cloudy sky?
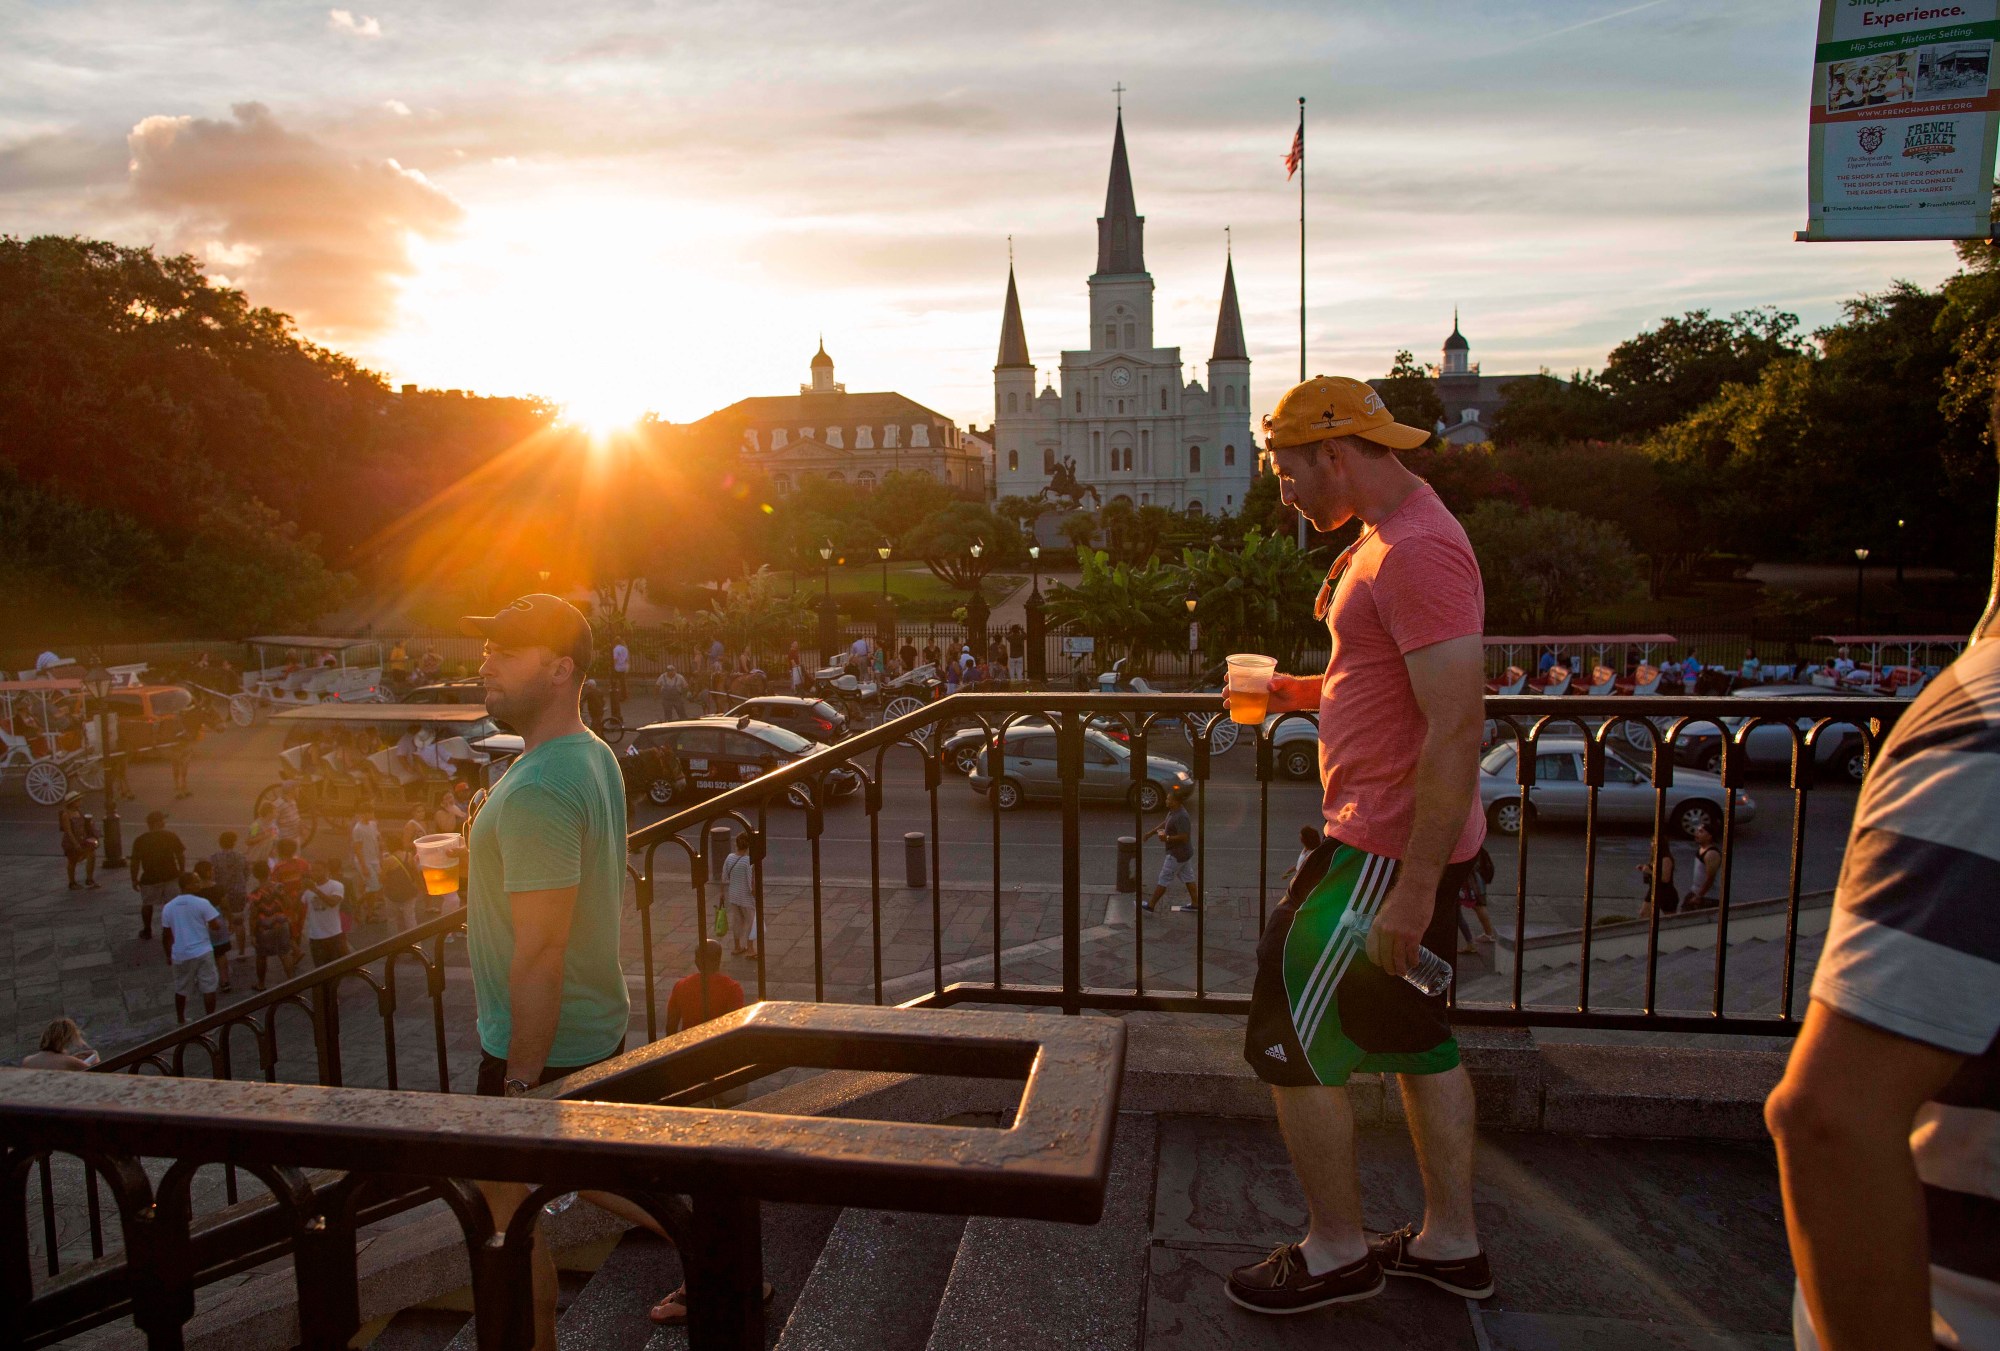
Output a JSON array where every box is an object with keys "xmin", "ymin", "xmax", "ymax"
[{"xmin": 0, "ymin": 0, "xmax": 1968, "ymax": 429}]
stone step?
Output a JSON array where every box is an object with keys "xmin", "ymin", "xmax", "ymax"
[
  {"xmin": 552, "ymin": 1201, "xmax": 841, "ymax": 1351},
  {"xmin": 367, "ymin": 1307, "xmax": 471, "ymax": 1351},
  {"xmin": 922, "ymin": 1112, "xmax": 1158, "ymax": 1351},
  {"xmin": 771, "ymin": 1208, "xmax": 967, "ymax": 1351},
  {"xmin": 441, "ymin": 1268, "xmax": 596, "ymax": 1351}
]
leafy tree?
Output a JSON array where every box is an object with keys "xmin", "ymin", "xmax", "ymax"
[
  {"xmin": 901, "ymin": 502, "xmax": 1024, "ymax": 590},
  {"xmin": 172, "ymin": 495, "xmax": 353, "ymax": 634},
  {"xmin": 1492, "ymin": 372, "xmax": 1613, "ymax": 446},
  {"xmin": 1182, "ymin": 528, "xmax": 1323, "ymax": 670},
  {"xmin": 1375, "ymin": 350, "xmax": 1442, "ymax": 435},
  {"xmin": 687, "ymin": 568, "xmax": 813, "ymax": 657},
  {"xmin": 993, "ymin": 494, "xmax": 1046, "ymax": 539},
  {"xmin": 1461, "ymin": 502, "xmax": 1639, "ymax": 629},
  {"xmin": 1237, "ymin": 468, "xmax": 1295, "ymax": 541},
  {"xmin": 1402, "ymin": 442, "xmax": 1526, "ymax": 517},
  {"xmin": 1597, "ymin": 307, "xmax": 1805, "ymax": 437},
  {"xmin": 1059, "ymin": 511, "xmax": 1099, "ymax": 551},
  {"xmin": 1495, "ymin": 441, "xmax": 1683, "ymax": 597},
  {"xmin": 1043, "ymin": 548, "xmax": 1187, "ymax": 666},
  {"xmin": 862, "ymin": 471, "xmax": 956, "ymax": 548}
]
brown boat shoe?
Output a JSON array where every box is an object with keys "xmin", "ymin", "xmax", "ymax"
[
  {"xmin": 1225, "ymin": 1243, "xmax": 1385, "ymax": 1315},
  {"xmin": 1367, "ymin": 1223, "xmax": 1495, "ymax": 1299}
]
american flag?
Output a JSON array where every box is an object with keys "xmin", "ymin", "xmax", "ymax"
[{"xmin": 1284, "ymin": 120, "xmax": 1303, "ymax": 179}]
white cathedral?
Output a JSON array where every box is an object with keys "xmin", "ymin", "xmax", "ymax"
[{"xmin": 989, "ymin": 111, "xmax": 1254, "ymax": 519}]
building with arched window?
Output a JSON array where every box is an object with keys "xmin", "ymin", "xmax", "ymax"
[
  {"xmin": 990, "ymin": 108, "xmax": 1253, "ymax": 523},
  {"xmin": 687, "ymin": 341, "xmax": 991, "ymax": 498}
]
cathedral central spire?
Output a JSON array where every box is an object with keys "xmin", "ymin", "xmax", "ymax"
[
  {"xmin": 997, "ymin": 263, "xmax": 1031, "ymax": 369},
  {"xmin": 1095, "ymin": 111, "xmax": 1146, "ymax": 276}
]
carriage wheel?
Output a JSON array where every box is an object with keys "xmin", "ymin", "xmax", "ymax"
[
  {"xmin": 230, "ymin": 694, "xmax": 259, "ymax": 727},
  {"xmin": 599, "ymin": 714, "xmax": 628, "ymax": 749},
  {"xmin": 1183, "ymin": 715, "xmax": 1241, "ymax": 755},
  {"xmin": 297, "ymin": 813, "xmax": 320, "ymax": 848},
  {"xmin": 24, "ymin": 762, "xmax": 68, "ymax": 806},
  {"xmin": 72, "ymin": 758, "xmax": 104, "ymax": 791},
  {"xmin": 885, "ymin": 695, "xmax": 931, "ymax": 742}
]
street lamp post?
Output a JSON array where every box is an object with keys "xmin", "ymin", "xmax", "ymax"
[
  {"xmin": 1028, "ymin": 541, "xmax": 1041, "ymax": 597},
  {"xmin": 878, "ymin": 541, "xmax": 892, "ymax": 596},
  {"xmin": 82, "ymin": 664, "xmax": 124, "ymax": 868},
  {"xmin": 819, "ymin": 541, "xmax": 834, "ymax": 600},
  {"xmin": 1185, "ymin": 583, "xmax": 1199, "ymax": 663},
  {"xmin": 1854, "ymin": 546, "xmax": 1871, "ymax": 628},
  {"xmin": 1895, "ymin": 518, "xmax": 1906, "ymax": 588},
  {"xmin": 817, "ymin": 540, "xmax": 838, "ymax": 661}
]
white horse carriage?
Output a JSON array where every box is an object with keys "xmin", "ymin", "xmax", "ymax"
[
  {"xmin": 0, "ymin": 681, "xmax": 105, "ymax": 806},
  {"xmin": 227, "ymin": 636, "xmax": 388, "ymax": 726}
]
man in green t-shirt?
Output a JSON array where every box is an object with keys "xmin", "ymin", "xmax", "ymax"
[{"xmin": 458, "ymin": 593, "xmax": 645, "ymax": 1348}]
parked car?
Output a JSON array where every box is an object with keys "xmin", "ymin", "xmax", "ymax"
[
  {"xmin": 626, "ymin": 716, "xmax": 861, "ymax": 809},
  {"xmin": 968, "ymin": 724, "xmax": 1192, "ymax": 811},
  {"xmin": 727, "ymin": 695, "xmax": 851, "ymax": 745},
  {"xmin": 1478, "ymin": 737, "xmax": 1755, "ymax": 840},
  {"xmin": 473, "ymin": 731, "xmax": 680, "ymax": 807},
  {"xmin": 1669, "ymin": 685, "xmax": 1873, "ymax": 783},
  {"xmin": 941, "ymin": 715, "xmax": 1133, "ymax": 777}
]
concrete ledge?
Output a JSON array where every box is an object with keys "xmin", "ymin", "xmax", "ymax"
[{"xmin": 1540, "ymin": 1043, "xmax": 1787, "ymax": 1140}]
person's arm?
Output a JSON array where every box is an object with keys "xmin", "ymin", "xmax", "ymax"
[
  {"xmin": 664, "ymin": 986, "xmax": 684, "ymax": 1036},
  {"xmin": 1264, "ymin": 672, "xmax": 1324, "ymax": 714},
  {"xmin": 161, "ymin": 924, "xmax": 175, "ymax": 962},
  {"xmin": 504, "ymin": 885, "xmax": 579, "ymax": 1084},
  {"xmin": 1365, "ymin": 634, "xmax": 1485, "ymax": 976},
  {"xmin": 1765, "ymin": 1001, "xmax": 1964, "ymax": 1351}
]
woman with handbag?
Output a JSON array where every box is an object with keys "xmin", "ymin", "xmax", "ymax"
[{"xmin": 59, "ymin": 792, "xmax": 99, "ymax": 890}]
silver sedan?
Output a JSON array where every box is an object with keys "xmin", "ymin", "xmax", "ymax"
[{"xmin": 1478, "ymin": 737, "xmax": 1756, "ymax": 840}]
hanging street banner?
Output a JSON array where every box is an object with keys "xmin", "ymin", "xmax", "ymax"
[{"xmin": 1806, "ymin": 0, "xmax": 2000, "ymax": 240}]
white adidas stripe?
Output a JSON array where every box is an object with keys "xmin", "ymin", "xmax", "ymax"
[
  {"xmin": 1288, "ymin": 853, "xmax": 1383, "ymax": 1048},
  {"xmin": 1296, "ymin": 853, "xmax": 1396, "ymax": 1053}
]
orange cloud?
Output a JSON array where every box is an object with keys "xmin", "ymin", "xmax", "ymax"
[{"xmin": 126, "ymin": 102, "xmax": 460, "ymax": 336}]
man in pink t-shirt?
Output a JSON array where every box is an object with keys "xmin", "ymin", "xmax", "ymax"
[{"xmin": 1226, "ymin": 376, "xmax": 1495, "ymax": 1319}]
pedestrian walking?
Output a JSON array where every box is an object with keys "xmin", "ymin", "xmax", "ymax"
[
  {"xmin": 248, "ymin": 862, "xmax": 298, "ymax": 988},
  {"xmin": 1282, "ymin": 825, "xmax": 1322, "ymax": 884},
  {"xmin": 167, "ymin": 721, "xmax": 199, "ymax": 800},
  {"xmin": 455, "ymin": 593, "xmax": 681, "ymax": 1343},
  {"xmin": 381, "ymin": 831, "xmax": 420, "ymax": 933},
  {"xmin": 722, "ymin": 832, "xmax": 757, "ymax": 958},
  {"xmin": 268, "ymin": 836, "xmax": 311, "ymax": 945},
  {"xmin": 666, "ymin": 940, "xmax": 746, "ymax": 1033},
  {"xmin": 1765, "ymin": 635, "xmax": 2000, "ymax": 1351},
  {"xmin": 655, "ymin": 665, "xmax": 689, "ymax": 721},
  {"xmin": 273, "ymin": 785, "xmax": 302, "ymax": 849},
  {"xmin": 302, "ymin": 861, "xmax": 349, "ymax": 967},
  {"xmin": 1683, "ymin": 822, "xmax": 1722, "ymax": 910},
  {"xmin": 128, "ymin": 810, "xmax": 185, "ymax": 940},
  {"xmin": 1226, "ymin": 376, "xmax": 1494, "ymax": 1316},
  {"xmin": 191, "ymin": 859, "xmax": 235, "ymax": 993},
  {"xmin": 1142, "ymin": 786, "xmax": 1199, "ymax": 913},
  {"xmin": 245, "ymin": 800, "xmax": 279, "ymax": 865},
  {"xmin": 1457, "ymin": 846, "xmax": 1498, "ymax": 951},
  {"xmin": 707, "ymin": 636, "xmax": 725, "ymax": 674},
  {"xmin": 211, "ymin": 830, "xmax": 250, "ymax": 974},
  {"xmin": 22, "ymin": 1017, "xmax": 96, "ymax": 1070},
  {"xmin": 581, "ymin": 676, "xmax": 605, "ymax": 732},
  {"xmin": 350, "ymin": 808, "xmax": 383, "ymax": 921},
  {"xmin": 611, "ymin": 636, "xmax": 630, "ymax": 701},
  {"xmin": 159, "ymin": 873, "xmax": 224, "ymax": 1024},
  {"xmin": 58, "ymin": 792, "xmax": 99, "ymax": 889},
  {"xmin": 1636, "ymin": 839, "xmax": 1678, "ymax": 920}
]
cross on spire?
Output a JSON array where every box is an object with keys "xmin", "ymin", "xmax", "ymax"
[
  {"xmin": 1113, "ymin": 81, "xmax": 1125, "ymax": 113},
  {"xmin": 1225, "ymin": 225, "xmax": 1231, "ymax": 257}
]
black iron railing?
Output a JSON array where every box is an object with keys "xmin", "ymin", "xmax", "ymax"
[
  {"xmin": 2, "ymin": 1002, "xmax": 1123, "ymax": 1351},
  {"xmin": 16, "ymin": 690, "xmax": 1901, "ymax": 1294}
]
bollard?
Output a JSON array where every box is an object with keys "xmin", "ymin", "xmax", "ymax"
[
  {"xmin": 1117, "ymin": 836, "xmax": 1138, "ymax": 894},
  {"xmin": 708, "ymin": 825, "xmax": 732, "ymax": 881},
  {"xmin": 904, "ymin": 832, "xmax": 928, "ymax": 890}
]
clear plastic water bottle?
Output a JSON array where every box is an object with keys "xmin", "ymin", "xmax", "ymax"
[{"xmin": 1334, "ymin": 909, "xmax": 1454, "ymax": 997}]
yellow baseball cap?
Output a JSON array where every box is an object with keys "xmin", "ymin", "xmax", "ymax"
[{"xmin": 1262, "ymin": 375, "xmax": 1430, "ymax": 452}]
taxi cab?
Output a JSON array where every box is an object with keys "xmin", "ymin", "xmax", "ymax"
[{"xmin": 628, "ymin": 715, "xmax": 862, "ymax": 809}]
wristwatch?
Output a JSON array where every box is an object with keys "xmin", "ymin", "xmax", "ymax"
[{"xmin": 503, "ymin": 1077, "xmax": 534, "ymax": 1098}]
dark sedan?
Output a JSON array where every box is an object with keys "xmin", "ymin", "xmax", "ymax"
[
  {"xmin": 627, "ymin": 716, "xmax": 861, "ymax": 808},
  {"xmin": 726, "ymin": 695, "xmax": 851, "ymax": 744}
]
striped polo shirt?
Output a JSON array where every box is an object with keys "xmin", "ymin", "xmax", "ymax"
[{"xmin": 1808, "ymin": 637, "xmax": 2000, "ymax": 1350}]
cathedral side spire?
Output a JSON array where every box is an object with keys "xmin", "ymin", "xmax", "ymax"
[
  {"xmin": 1210, "ymin": 254, "xmax": 1247, "ymax": 362},
  {"xmin": 997, "ymin": 264, "xmax": 1032, "ymax": 369},
  {"xmin": 1095, "ymin": 111, "xmax": 1145, "ymax": 276}
]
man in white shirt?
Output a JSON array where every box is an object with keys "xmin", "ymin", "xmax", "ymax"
[
  {"xmin": 159, "ymin": 875, "xmax": 224, "ymax": 1023},
  {"xmin": 302, "ymin": 861, "xmax": 349, "ymax": 967},
  {"xmin": 611, "ymin": 639, "xmax": 630, "ymax": 702}
]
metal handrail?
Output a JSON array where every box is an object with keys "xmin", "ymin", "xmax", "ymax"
[{"xmin": 3, "ymin": 1002, "xmax": 1124, "ymax": 1351}]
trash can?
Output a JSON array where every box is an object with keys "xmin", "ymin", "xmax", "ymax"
[
  {"xmin": 904, "ymin": 832, "xmax": 928, "ymax": 890},
  {"xmin": 1117, "ymin": 836, "xmax": 1138, "ymax": 894},
  {"xmin": 708, "ymin": 825, "xmax": 731, "ymax": 882}
]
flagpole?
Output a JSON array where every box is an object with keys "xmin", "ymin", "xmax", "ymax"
[{"xmin": 1297, "ymin": 95, "xmax": 1308, "ymax": 549}]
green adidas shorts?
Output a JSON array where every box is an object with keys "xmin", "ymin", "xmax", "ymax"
[{"xmin": 1243, "ymin": 838, "xmax": 1471, "ymax": 1088}]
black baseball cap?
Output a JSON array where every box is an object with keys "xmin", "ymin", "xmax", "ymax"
[{"xmin": 459, "ymin": 594, "xmax": 594, "ymax": 669}]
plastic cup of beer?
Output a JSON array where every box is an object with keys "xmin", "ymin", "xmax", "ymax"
[
  {"xmin": 1225, "ymin": 654, "xmax": 1278, "ymax": 726},
  {"xmin": 414, "ymin": 833, "xmax": 462, "ymax": 897}
]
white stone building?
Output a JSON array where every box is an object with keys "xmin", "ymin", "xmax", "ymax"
[{"xmin": 989, "ymin": 112, "xmax": 1253, "ymax": 519}]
